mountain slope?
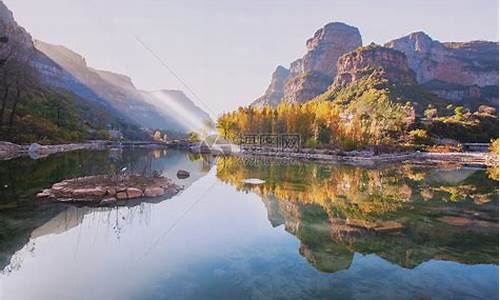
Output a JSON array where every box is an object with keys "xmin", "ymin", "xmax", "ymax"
[
  {"xmin": 0, "ymin": 0, "xmax": 148, "ymax": 143},
  {"xmin": 315, "ymin": 44, "xmax": 450, "ymax": 114},
  {"xmin": 35, "ymin": 40, "xmax": 212, "ymax": 133},
  {"xmin": 34, "ymin": 41, "xmax": 173, "ymax": 130}
]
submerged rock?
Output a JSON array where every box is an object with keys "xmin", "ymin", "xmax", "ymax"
[{"xmin": 38, "ymin": 174, "xmax": 182, "ymax": 205}]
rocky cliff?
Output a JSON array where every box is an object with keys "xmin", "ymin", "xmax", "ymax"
[
  {"xmin": 332, "ymin": 44, "xmax": 417, "ymax": 89},
  {"xmin": 252, "ymin": 22, "xmax": 362, "ymax": 106},
  {"xmin": 284, "ymin": 22, "xmax": 362, "ymax": 103},
  {"xmin": 251, "ymin": 65, "xmax": 289, "ymax": 107},
  {"xmin": 385, "ymin": 32, "xmax": 499, "ymax": 106}
]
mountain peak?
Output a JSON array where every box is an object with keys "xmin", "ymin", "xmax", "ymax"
[{"xmin": 306, "ymin": 22, "xmax": 361, "ymax": 51}]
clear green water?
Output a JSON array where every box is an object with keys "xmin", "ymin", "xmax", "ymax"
[{"xmin": 0, "ymin": 149, "xmax": 497, "ymax": 300}]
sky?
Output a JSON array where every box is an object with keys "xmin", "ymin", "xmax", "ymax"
[{"xmin": 3, "ymin": 0, "xmax": 499, "ymax": 117}]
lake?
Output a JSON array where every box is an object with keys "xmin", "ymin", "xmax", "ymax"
[{"xmin": 0, "ymin": 149, "xmax": 498, "ymax": 300}]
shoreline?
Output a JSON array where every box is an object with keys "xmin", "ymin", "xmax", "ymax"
[
  {"xmin": 0, "ymin": 140, "xmax": 496, "ymax": 168},
  {"xmin": 231, "ymin": 149, "xmax": 496, "ymax": 168},
  {"xmin": 0, "ymin": 140, "xmax": 179, "ymax": 160},
  {"xmin": 0, "ymin": 141, "xmax": 108, "ymax": 160}
]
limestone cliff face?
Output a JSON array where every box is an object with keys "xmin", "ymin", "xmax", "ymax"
[
  {"xmin": 252, "ymin": 22, "xmax": 362, "ymax": 106},
  {"xmin": 284, "ymin": 22, "xmax": 362, "ymax": 103},
  {"xmin": 385, "ymin": 32, "xmax": 499, "ymax": 105},
  {"xmin": 332, "ymin": 44, "xmax": 417, "ymax": 89},
  {"xmin": 284, "ymin": 71, "xmax": 333, "ymax": 103},
  {"xmin": 251, "ymin": 65, "xmax": 289, "ymax": 107},
  {"xmin": 385, "ymin": 32, "xmax": 498, "ymax": 87}
]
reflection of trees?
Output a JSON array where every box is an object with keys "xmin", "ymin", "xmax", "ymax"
[
  {"xmin": 1, "ymin": 203, "xmax": 155, "ymax": 275},
  {"xmin": 216, "ymin": 157, "xmax": 499, "ymax": 272},
  {"xmin": 0, "ymin": 148, "xmax": 212, "ymax": 272}
]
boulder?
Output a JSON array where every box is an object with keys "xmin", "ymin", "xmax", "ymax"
[
  {"xmin": 177, "ymin": 170, "xmax": 190, "ymax": 179},
  {"xmin": 28, "ymin": 143, "xmax": 42, "ymax": 153},
  {"xmin": 106, "ymin": 187, "xmax": 116, "ymax": 196},
  {"xmin": 36, "ymin": 189, "xmax": 52, "ymax": 198},
  {"xmin": 116, "ymin": 192, "xmax": 128, "ymax": 200},
  {"xmin": 72, "ymin": 187, "xmax": 106, "ymax": 198},
  {"xmin": 126, "ymin": 187, "xmax": 143, "ymax": 199},
  {"xmin": 144, "ymin": 187, "xmax": 165, "ymax": 197}
]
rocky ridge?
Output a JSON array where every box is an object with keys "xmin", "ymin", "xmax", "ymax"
[
  {"xmin": 253, "ymin": 24, "xmax": 498, "ymax": 108},
  {"xmin": 385, "ymin": 32, "xmax": 499, "ymax": 106},
  {"xmin": 251, "ymin": 66, "xmax": 290, "ymax": 107},
  {"xmin": 332, "ymin": 44, "xmax": 417, "ymax": 89},
  {"xmin": 252, "ymin": 22, "xmax": 362, "ymax": 106}
]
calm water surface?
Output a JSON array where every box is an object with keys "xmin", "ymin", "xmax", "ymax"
[{"xmin": 0, "ymin": 149, "xmax": 498, "ymax": 300}]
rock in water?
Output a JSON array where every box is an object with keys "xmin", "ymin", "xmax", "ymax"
[
  {"xmin": 126, "ymin": 187, "xmax": 143, "ymax": 199},
  {"xmin": 177, "ymin": 170, "xmax": 190, "ymax": 179},
  {"xmin": 241, "ymin": 178, "xmax": 266, "ymax": 185},
  {"xmin": 144, "ymin": 187, "xmax": 165, "ymax": 197},
  {"xmin": 37, "ymin": 175, "xmax": 181, "ymax": 205}
]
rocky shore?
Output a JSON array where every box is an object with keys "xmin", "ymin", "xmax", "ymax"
[
  {"xmin": 0, "ymin": 141, "xmax": 107, "ymax": 160},
  {"xmin": 0, "ymin": 140, "xmax": 178, "ymax": 160},
  {"xmin": 36, "ymin": 174, "xmax": 182, "ymax": 206},
  {"xmin": 235, "ymin": 148, "xmax": 495, "ymax": 167}
]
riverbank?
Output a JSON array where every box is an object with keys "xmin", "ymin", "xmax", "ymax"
[
  {"xmin": 1, "ymin": 140, "xmax": 496, "ymax": 168},
  {"xmin": 0, "ymin": 141, "xmax": 108, "ymax": 160},
  {"xmin": 0, "ymin": 140, "xmax": 175, "ymax": 160},
  {"xmin": 234, "ymin": 148, "xmax": 496, "ymax": 168}
]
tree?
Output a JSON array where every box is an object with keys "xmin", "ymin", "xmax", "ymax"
[
  {"xmin": 187, "ymin": 131, "xmax": 200, "ymax": 142},
  {"xmin": 424, "ymin": 105, "xmax": 438, "ymax": 119}
]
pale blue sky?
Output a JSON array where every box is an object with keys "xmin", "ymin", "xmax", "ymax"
[{"xmin": 4, "ymin": 0, "xmax": 499, "ymax": 115}]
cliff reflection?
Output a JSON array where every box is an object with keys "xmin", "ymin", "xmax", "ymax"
[{"xmin": 216, "ymin": 157, "xmax": 499, "ymax": 273}]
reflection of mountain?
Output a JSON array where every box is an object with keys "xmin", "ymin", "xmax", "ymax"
[
  {"xmin": 0, "ymin": 149, "xmax": 213, "ymax": 271},
  {"xmin": 216, "ymin": 157, "xmax": 498, "ymax": 272}
]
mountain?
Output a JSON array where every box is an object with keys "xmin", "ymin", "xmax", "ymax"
[
  {"xmin": 0, "ymin": 0, "xmax": 153, "ymax": 143},
  {"xmin": 251, "ymin": 22, "xmax": 362, "ymax": 106},
  {"xmin": 385, "ymin": 32, "xmax": 499, "ymax": 107},
  {"xmin": 252, "ymin": 23, "xmax": 498, "ymax": 109},
  {"xmin": 251, "ymin": 66, "xmax": 289, "ymax": 108},
  {"xmin": 332, "ymin": 43, "xmax": 417, "ymax": 89},
  {"xmin": 315, "ymin": 44, "xmax": 450, "ymax": 114},
  {"xmin": 0, "ymin": 0, "xmax": 213, "ymax": 143},
  {"xmin": 34, "ymin": 40, "xmax": 212, "ymax": 133}
]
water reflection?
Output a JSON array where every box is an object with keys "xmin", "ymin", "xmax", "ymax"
[
  {"xmin": 0, "ymin": 149, "xmax": 213, "ymax": 270},
  {"xmin": 0, "ymin": 152, "xmax": 497, "ymax": 299},
  {"xmin": 216, "ymin": 157, "xmax": 499, "ymax": 272}
]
